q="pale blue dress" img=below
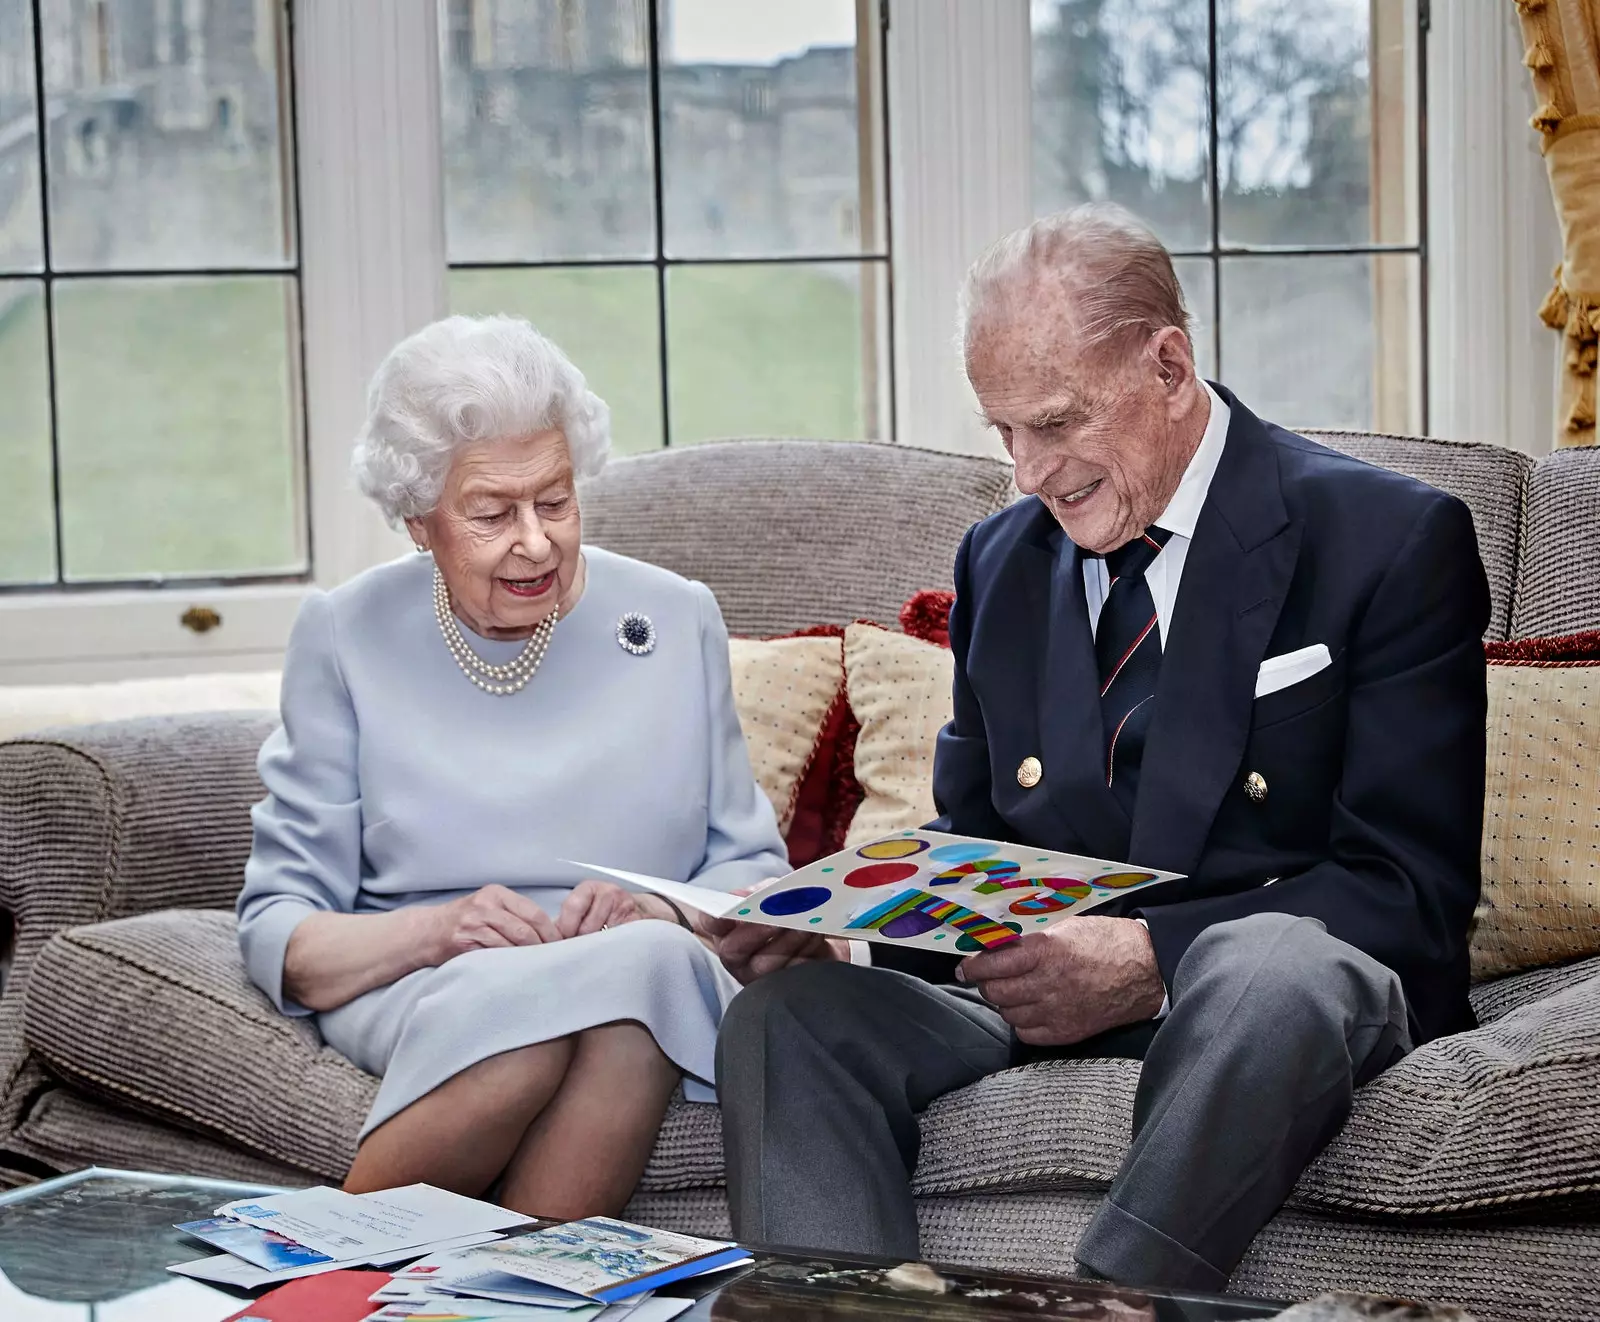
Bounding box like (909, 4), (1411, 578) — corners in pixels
(237, 547), (788, 1136)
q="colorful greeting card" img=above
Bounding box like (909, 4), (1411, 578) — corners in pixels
(577, 830), (1184, 953)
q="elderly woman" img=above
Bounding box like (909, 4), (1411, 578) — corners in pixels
(237, 314), (788, 1217)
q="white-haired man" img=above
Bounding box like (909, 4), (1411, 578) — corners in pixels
(709, 205), (1489, 1289)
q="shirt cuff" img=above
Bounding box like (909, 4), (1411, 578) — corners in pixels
(848, 940), (873, 967)
(1134, 918), (1170, 1021)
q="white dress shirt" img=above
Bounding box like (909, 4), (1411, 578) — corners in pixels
(1077, 381), (1230, 1019)
(1082, 381), (1231, 645)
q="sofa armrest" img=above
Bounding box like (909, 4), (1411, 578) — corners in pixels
(0, 712), (276, 1136)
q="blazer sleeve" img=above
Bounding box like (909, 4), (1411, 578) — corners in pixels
(236, 590), (364, 1016)
(1135, 493), (1490, 1034)
(686, 581), (791, 893)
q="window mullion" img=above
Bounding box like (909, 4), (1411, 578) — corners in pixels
(886, 0), (1032, 455)
(294, 0), (443, 586)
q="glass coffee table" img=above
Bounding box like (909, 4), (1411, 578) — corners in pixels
(0, 1168), (1289, 1321)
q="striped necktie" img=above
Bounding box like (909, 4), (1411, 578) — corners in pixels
(1095, 527), (1173, 812)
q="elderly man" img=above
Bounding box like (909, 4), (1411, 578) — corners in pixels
(710, 204), (1489, 1290)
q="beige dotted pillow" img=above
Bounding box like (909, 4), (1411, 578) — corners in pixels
(1473, 661), (1599, 980)
(842, 622), (955, 847)
(727, 634), (846, 833)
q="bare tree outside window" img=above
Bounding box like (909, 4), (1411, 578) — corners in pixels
(1032, 0), (1424, 432)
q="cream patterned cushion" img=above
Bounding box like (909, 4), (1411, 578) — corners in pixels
(842, 623), (954, 846)
(727, 634), (845, 834)
(1473, 660), (1600, 980)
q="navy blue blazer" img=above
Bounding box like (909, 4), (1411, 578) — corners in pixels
(919, 386), (1489, 1045)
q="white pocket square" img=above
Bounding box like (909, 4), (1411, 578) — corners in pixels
(1255, 644), (1333, 699)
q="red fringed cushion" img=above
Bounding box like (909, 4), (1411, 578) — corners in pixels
(759, 624), (856, 867)
(1485, 630), (1600, 664)
(900, 589), (955, 648)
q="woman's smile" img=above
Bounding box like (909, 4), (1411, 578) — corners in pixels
(498, 570), (557, 599)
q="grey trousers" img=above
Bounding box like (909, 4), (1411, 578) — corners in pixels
(715, 911), (1412, 1292)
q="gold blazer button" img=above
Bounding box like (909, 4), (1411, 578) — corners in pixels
(1017, 756), (1043, 789)
(1245, 771), (1268, 803)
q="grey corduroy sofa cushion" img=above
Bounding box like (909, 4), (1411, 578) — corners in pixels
(1512, 444), (1600, 639)
(580, 439), (1015, 636)
(20, 907), (736, 1189)
(1303, 430), (1532, 642)
(26, 905), (1600, 1223)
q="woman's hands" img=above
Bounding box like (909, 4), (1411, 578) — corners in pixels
(284, 882), (675, 1013)
(424, 884), (564, 962)
(556, 880), (659, 938)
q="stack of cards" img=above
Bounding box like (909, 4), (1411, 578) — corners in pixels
(362, 1217), (750, 1320)
(169, 1183), (530, 1289)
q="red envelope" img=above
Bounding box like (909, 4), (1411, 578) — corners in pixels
(223, 1269), (389, 1322)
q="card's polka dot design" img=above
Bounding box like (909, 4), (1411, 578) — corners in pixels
(758, 886), (833, 916)
(843, 862), (922, 888)
(857, 838), (931, 861)
(1093, 870), (1159, 889)
(926, 842), (996, 865)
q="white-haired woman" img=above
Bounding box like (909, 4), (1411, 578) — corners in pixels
(237, 315), (787, 1216)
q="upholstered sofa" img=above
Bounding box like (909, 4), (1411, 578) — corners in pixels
(1, 437), (1597, 1322)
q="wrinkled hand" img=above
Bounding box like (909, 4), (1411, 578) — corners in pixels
(959, 916), (1166, 1046)
(427, 884), (563, 963)
(700, 888), (849, 984)
(556, 880), (652, 938)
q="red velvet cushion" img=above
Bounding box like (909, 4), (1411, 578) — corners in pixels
(1485, 629), (1600, 664)
(900, 589), (955, 647)
(762, 624), (861, 867)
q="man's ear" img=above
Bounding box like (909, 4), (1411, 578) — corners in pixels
(1149, 326), (1197, 392)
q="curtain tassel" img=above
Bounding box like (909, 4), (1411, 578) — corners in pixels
(1514, 0), (1548, 13)
(1531, 103), (1564, 133)
(1524, 40), (1555, 73)
(1566, 388), (1595, 434)
(1540, 281), (1571, 329)
(1568, 339), (1598, 378)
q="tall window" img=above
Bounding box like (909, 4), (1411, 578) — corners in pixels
(0, 0), (303, 590)
(440, 0), (890, 452)
(1032, 0), (1425, 432)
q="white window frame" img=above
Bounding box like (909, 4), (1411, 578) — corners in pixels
(0, 0), (437, 684)
(0, 0), (1560, 683)
(883, 0), (1561, 458)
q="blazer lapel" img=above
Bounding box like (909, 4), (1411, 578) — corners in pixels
(1024, 522), (1133, 860)
(1129, 389), (1301, 876)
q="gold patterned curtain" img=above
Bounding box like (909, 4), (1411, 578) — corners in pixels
(1515, 0), (1600, 448)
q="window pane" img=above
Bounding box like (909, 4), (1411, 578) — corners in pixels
(449, 265), (663, 454)
(667, 261), (886, 443)
(1173, 256), (1215, 379)
(0, 0), (43, 271)
(1217, 0), (1418, 247)
(1031, 0), (1211, 250)
(1219, 254), (1420, 431)
(41, 0), (294, 271)
(53, 276), (303, 580)
(440, 0), (655, 262)
(0, 280), (55, 583)
(662, 0), (881, 259)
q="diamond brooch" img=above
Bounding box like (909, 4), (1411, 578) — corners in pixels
(616, 612), (656, 656)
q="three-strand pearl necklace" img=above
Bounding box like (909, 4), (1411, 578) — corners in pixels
(433, 566), (558, 695)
